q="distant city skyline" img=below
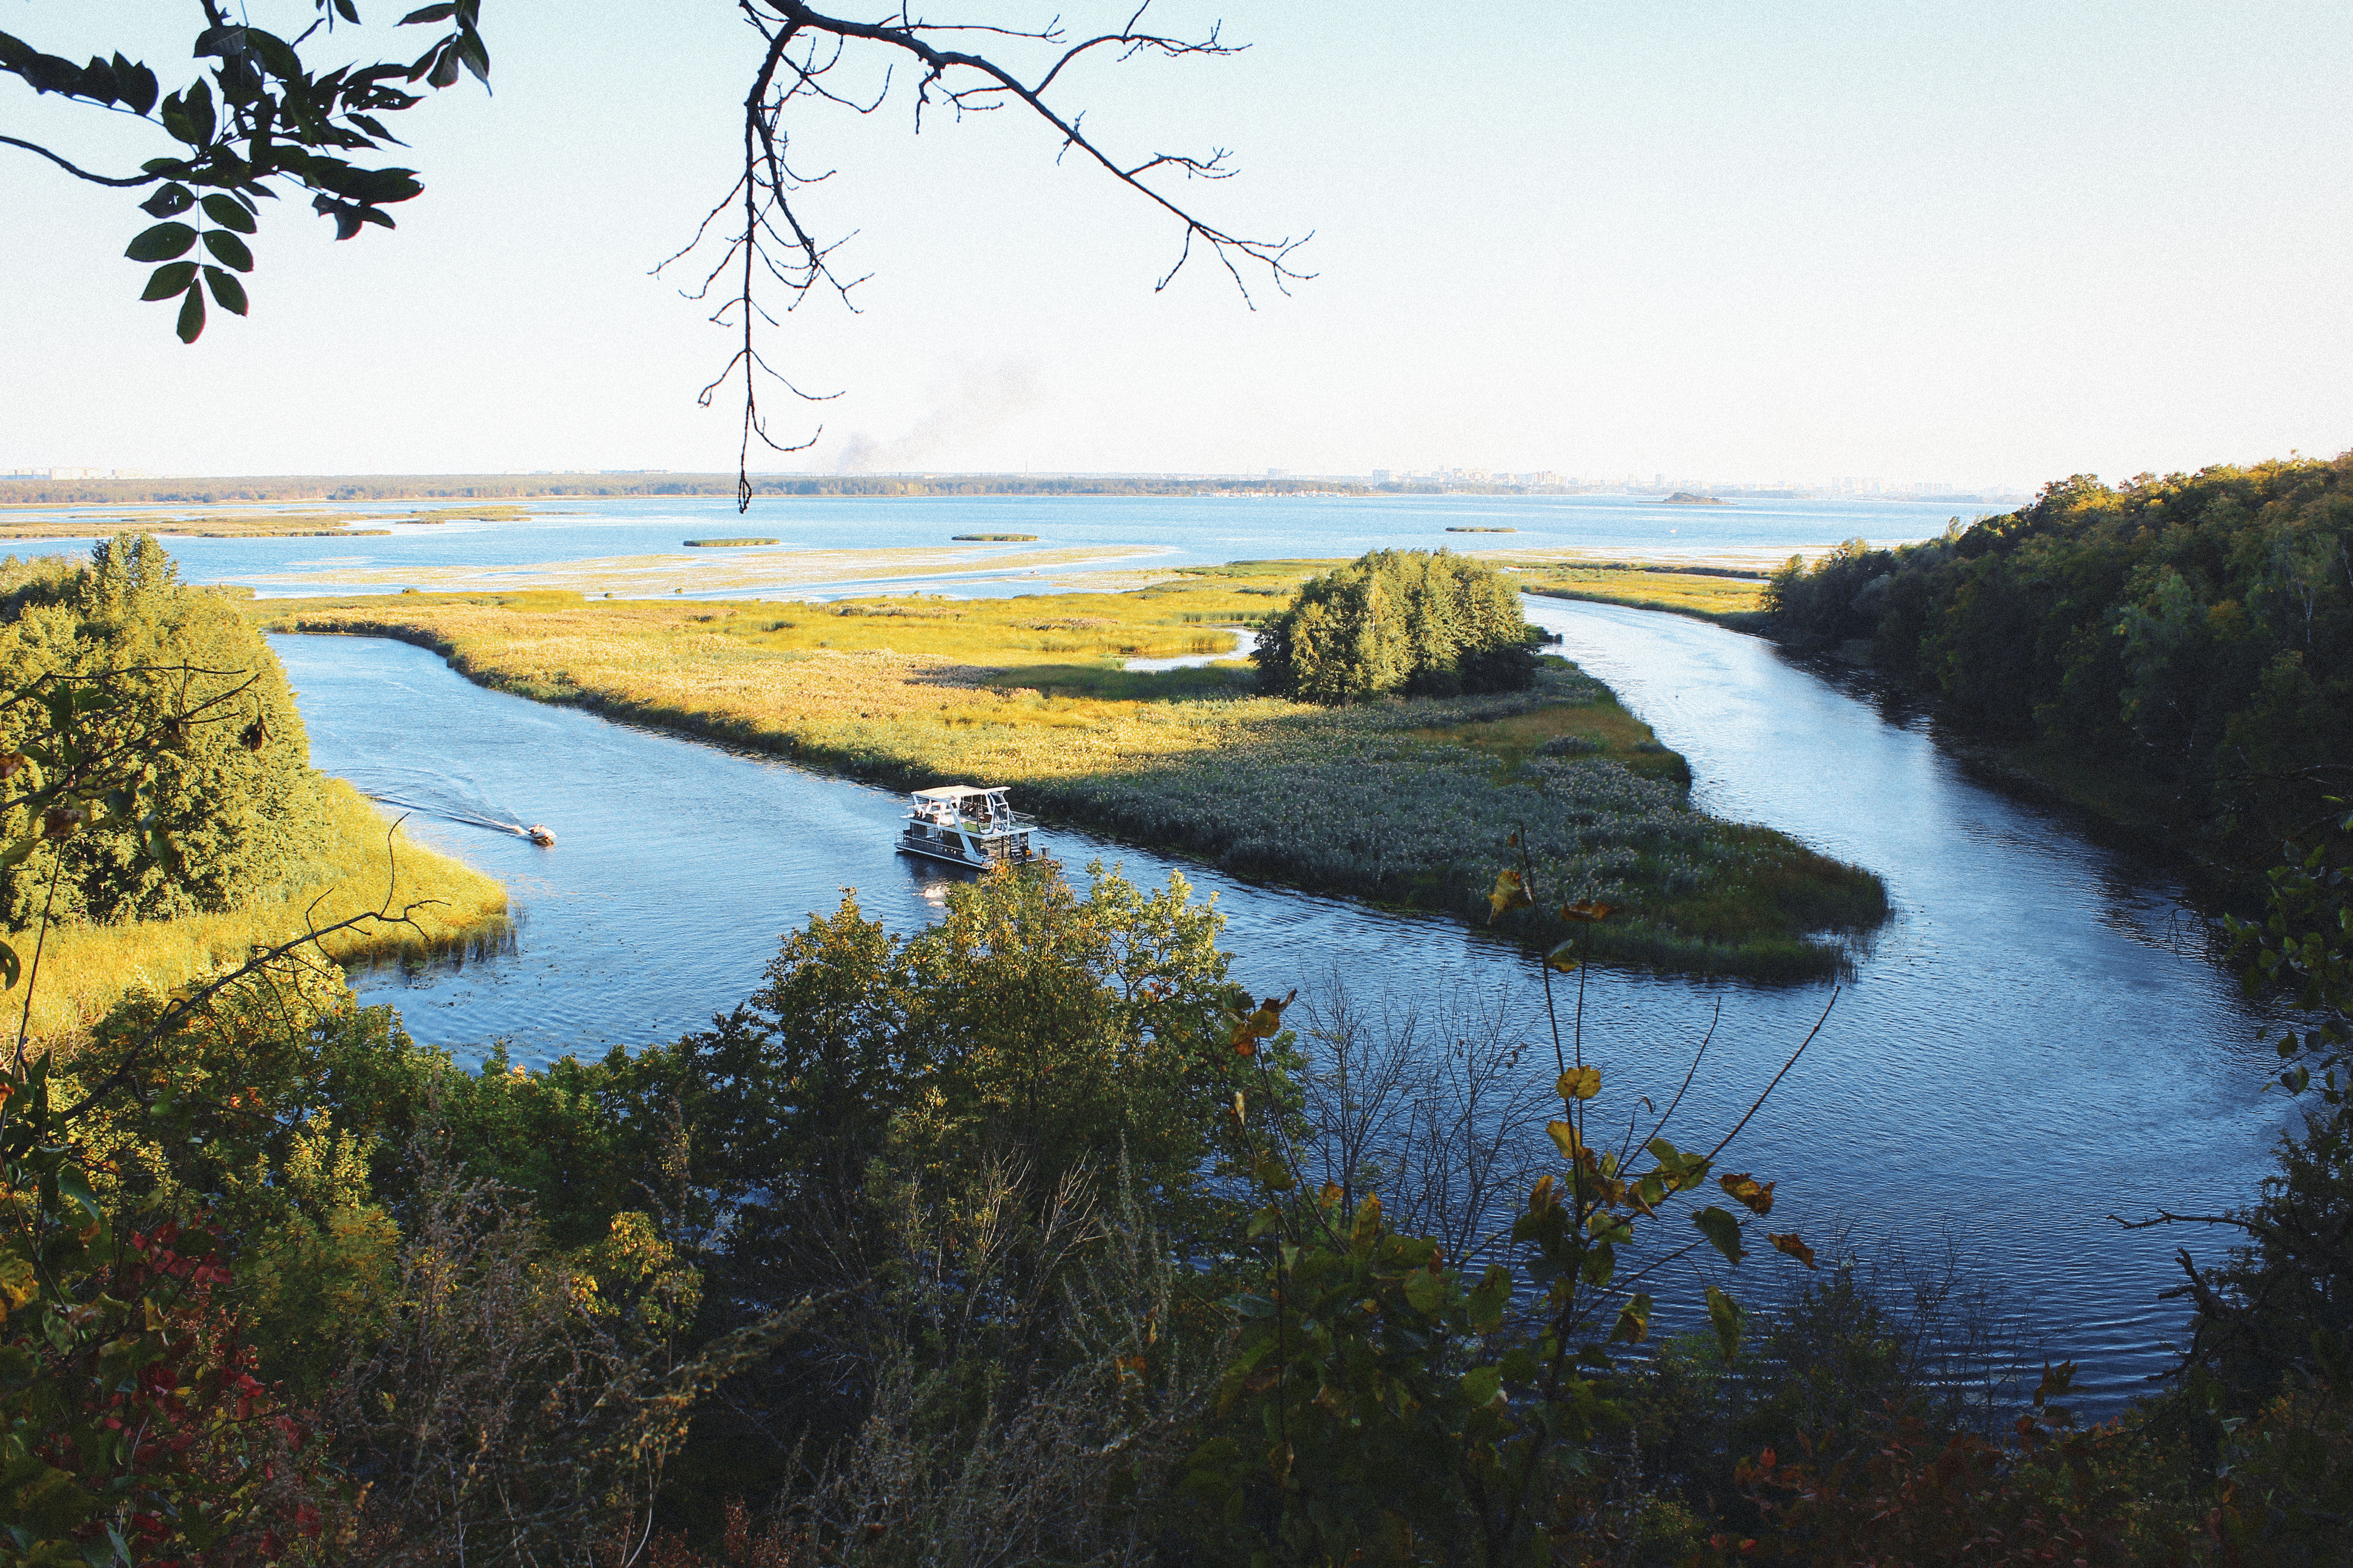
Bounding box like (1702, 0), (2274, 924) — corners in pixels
(5, 1), (2348, 488)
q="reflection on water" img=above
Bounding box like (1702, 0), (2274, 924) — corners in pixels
(274, 614), (2295, 1403)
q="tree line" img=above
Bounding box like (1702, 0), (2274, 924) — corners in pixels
(1764, 455), (2353, 886)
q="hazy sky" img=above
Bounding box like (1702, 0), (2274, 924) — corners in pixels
(5, 1), (2350, 486)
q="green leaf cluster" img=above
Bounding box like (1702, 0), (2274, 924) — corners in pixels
(0, 537), (330, 929)
(3, 3), (490, 342)
(1253, 550), (1541, 705)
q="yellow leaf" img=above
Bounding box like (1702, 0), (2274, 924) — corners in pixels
(1487, 868), (1534, 923)
(1560, 900), (1615, 923)
(1229, 989), (1297, 1047)
(1546, 1119), (1583, 1161)
(1719, 1173), (1775, 1217)
(1557, 1066), (1601, 1101)
(1545, 942), (1582, 973)
(1768, 1231), (1817, 1269)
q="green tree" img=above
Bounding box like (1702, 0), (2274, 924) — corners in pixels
(1255, 550), (1540, 705)
(0, 536), (328, 929)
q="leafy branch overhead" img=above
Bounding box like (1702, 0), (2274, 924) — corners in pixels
(664, 2), (1311, 508)
(1, 1), (489, 342)
(4, 3), (1302, 505)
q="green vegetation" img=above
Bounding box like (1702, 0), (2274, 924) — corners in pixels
(22, 777), (505, 1048)
(1253, 549), (1539, 704)
(1521, 564), (1773, 628)
(1762, 456), (2353, 883)
(683, 537), (780, 547)
(3, 537), (332, 927)
(259, 562), (1886, 979)
(0, 537), (504, 1045)
(4, 526), (2350, 1561)
(950, 532), (1040, 540)
(7, 830), (2346, 1564)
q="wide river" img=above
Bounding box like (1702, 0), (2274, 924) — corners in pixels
(271, 595), (2295, 1404)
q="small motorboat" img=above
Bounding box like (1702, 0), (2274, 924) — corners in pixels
(897, 785), (1038, 868)
(526, 823), (557, 847)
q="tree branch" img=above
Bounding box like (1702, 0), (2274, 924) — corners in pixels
(0, 132), (155, 187)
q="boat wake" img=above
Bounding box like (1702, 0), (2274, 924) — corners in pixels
(366, 788), (554, 846)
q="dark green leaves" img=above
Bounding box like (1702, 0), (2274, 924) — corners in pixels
(124, 223), (196, 262)
(203, 268), (248, 316)
(0, 33), (152, 110)
(1692, 1204), (1746, 1264)
(141, 262), (198, 301)
(175, 285), (206, 344)
(158, 80), (216, 147)
(1705, 1285), (1745, 1362)
(138, 183), (195, 219)
(201, 230), (254, 272)
(199, 193), (256, 233)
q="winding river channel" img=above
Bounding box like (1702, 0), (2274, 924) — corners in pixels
(272, 598), (2298, 1403)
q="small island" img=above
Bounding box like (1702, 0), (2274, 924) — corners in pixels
(1444, 526), (1517, 533)
(952, 532), (1039, 541)
(683, 537), (780, 547)
(1660, 492), (1727, 506)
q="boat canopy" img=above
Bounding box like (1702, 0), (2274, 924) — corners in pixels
(911, 785), (1004, 800)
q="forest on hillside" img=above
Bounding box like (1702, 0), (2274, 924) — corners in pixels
(1765, 455), (2353, 884)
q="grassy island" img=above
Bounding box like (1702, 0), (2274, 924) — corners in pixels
(1520, 564), (1771, 628)
(258, 561), (1884, 978)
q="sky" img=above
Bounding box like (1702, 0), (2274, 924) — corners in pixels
(4, 0), (2351, 488)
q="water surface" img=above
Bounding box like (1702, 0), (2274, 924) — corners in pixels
(273, 603), (2293, 1401)
(29, 491), (1981, 598)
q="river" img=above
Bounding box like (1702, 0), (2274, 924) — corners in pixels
(271, 598), (2296, 1403)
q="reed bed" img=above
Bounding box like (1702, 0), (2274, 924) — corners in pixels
(1518, 568), (1770, 627)
(21, 780), (506, 1047)
(262, 577), (1884, 979)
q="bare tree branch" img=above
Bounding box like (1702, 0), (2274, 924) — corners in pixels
(662, 2), (1311, 509)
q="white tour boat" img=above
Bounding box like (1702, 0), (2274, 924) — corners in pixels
(897, 785), (1040, 868)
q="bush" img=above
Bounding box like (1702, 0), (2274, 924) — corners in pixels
(1253, 550), (1537, 704)
(0, 535), (329, 928)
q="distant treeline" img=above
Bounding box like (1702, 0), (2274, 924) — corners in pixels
(1765, 455), (2353, 877)
(0, 473), (1401, 506)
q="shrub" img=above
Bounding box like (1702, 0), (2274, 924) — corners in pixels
(0, 536), (330, 928)
(1253, 550), (1537, 704)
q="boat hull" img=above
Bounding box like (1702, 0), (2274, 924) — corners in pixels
(896, 832), (1037, 869)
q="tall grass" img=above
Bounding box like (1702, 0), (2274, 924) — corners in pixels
(260, 580), (1884, 979)
(1520, 569), (1770, 628)
(22, 779), (505, 1047)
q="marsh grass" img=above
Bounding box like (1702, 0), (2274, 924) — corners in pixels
(1521, 569), (1771, 628)
(23, 780), (506, 1047)
(259, 571), (1884, 979)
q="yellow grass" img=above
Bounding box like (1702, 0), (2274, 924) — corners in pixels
(1517, 567), (1770, 626)
(255, 569), (1886, 979)
(23, 779), (507, 1047)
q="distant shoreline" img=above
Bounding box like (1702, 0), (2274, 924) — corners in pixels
(0, 472), (2029, 509)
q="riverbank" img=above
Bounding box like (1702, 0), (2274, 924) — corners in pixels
(1519, 566), (1771, 629)
(255, 572), (1887, 979)
(25, 778), (508, 1047)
